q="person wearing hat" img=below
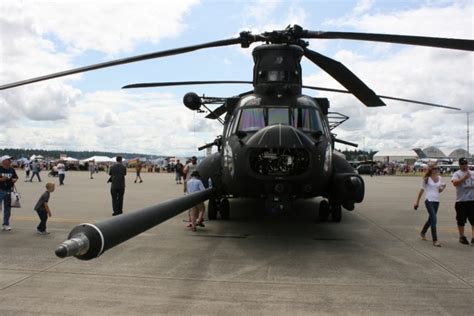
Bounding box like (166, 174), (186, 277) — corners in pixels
(0, 155), (19, 231)
(451, 157), (474, 245)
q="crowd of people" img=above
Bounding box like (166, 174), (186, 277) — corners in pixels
(413, 157), (474, 247)
(1, 154), (473, 243)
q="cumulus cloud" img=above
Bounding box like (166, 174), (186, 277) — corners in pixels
(304, 2), (473, 154)
(0, 0), (200, 154)
(5, 0), (200, 56)
(0, 89), (222, 155)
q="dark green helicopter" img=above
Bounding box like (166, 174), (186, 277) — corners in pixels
(1, 25), (471, 260)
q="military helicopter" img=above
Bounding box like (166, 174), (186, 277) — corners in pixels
(1, 25), (472, 260)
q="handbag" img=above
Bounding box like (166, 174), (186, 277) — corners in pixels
(10, 187), (21, 208)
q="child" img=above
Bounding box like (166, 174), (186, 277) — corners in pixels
(34, 182), (55, 235)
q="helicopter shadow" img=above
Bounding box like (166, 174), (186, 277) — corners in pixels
(204, 198), (359, 241)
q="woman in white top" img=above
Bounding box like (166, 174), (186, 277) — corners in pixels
(414, 166), (446, 247)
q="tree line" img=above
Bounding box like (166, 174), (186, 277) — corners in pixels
(0, 148), (163, 160)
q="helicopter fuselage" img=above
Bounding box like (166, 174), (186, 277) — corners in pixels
(220, 93), (332, 200)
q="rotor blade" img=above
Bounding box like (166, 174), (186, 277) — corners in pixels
(304, 49), (385, 107)
(205, 104), (227, 119)
(304, 31), (474, 51)
(122, 81), (253, 89)
(334, 138), (358, 148)
(126, 79), (459, 110)
(0, 38), (244, 90)
(302, 85), (461, 110)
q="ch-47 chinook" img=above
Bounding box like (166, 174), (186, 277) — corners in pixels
(1, 25), (472, 260)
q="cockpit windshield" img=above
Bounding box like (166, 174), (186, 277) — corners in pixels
(237, 107), (322, 133)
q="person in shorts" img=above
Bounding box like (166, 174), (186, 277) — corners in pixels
(186, 171), (206, 231)
(451, 157), (474, 245)
(134, 159), (143, 183)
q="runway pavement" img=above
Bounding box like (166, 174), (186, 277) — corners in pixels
(0, 170), (473, 315)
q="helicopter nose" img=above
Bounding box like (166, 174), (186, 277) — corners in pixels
(246, 124), (313, 148)
(246, 124), (314, 177)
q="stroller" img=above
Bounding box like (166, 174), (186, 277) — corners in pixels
(48, 167), (58, 177)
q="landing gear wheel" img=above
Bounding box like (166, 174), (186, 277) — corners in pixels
(220, 199), (230, 220)
(318, 200), (330, 222)
(208, 199), (218, 220)
(330, 203), (342, 223)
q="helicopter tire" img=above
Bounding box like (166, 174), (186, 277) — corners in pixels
(318, 200), (330, 222)
(219, 198), (230, 220)
(208, 198), (218, 220)
(330, 203), (342, 223)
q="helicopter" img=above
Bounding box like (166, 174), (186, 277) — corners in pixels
(1, 25), (472, 260)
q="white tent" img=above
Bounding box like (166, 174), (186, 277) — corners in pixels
(80, 156), (114, 163)
(62, 157), (79, 162)
(373, 149), (417, 162)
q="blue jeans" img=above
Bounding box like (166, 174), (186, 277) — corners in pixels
(421, 200), (439, 241)
(36, 210), (48, 232)
(0, 190), (12, 226)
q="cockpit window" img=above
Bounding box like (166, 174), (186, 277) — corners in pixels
(292, 108), (322, 132)
(238, 107), (323, 133)
(268, 108), (289, 126)
(238, 108), (265, 131)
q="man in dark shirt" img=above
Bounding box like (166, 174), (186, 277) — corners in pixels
(175, 160), (184, 184)
(109, 156), (127, 216)
(0, 155), (18, 231)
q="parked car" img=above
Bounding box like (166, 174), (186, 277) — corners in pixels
(356, 164), (380, 175)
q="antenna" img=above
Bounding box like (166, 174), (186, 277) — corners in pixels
(468, 112), (470, 156)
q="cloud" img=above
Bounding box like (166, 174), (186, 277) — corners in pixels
(303, 2), (474, 154)
(0, 0), (200, 133)
(4, 0), (200, 56)
(353, 0), (375, 16)
(1, 90), (223, 155)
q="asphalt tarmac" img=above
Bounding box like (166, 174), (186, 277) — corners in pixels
(0, 170), (473, 315)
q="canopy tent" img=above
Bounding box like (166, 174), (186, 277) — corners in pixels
(61, 157), (79, 162)
(80, 156), (114, 164)
(373, 149), (418, 162)
(30, 154), (44, 160)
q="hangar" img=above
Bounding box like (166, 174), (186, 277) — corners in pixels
(449, 148), (471, 159)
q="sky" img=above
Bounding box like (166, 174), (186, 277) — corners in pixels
(0, 0), (473, 157)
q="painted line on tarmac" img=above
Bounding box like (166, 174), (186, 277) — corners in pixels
(13, 216), (87, 224)
(0, 258), (71, 292)
(357, 212), (473, 289)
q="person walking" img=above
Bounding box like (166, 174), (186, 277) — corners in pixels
(57, 162), (66, 185)
(134, 159), (143, 183)
(29, 159), (42, 182)
(34, 182), (55, 234)
(109, 156), (127, 216)
(0, 155), (18, 231)
(186, 171), (206, 231)
(89, 160), (95, 179)
(175, 160), (183, 184)
(24, 160), (30, 180)
(451, 157), (474, 245)
(414, 165), (446, 247)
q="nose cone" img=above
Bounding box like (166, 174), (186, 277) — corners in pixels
(246, 124), (313, 148)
